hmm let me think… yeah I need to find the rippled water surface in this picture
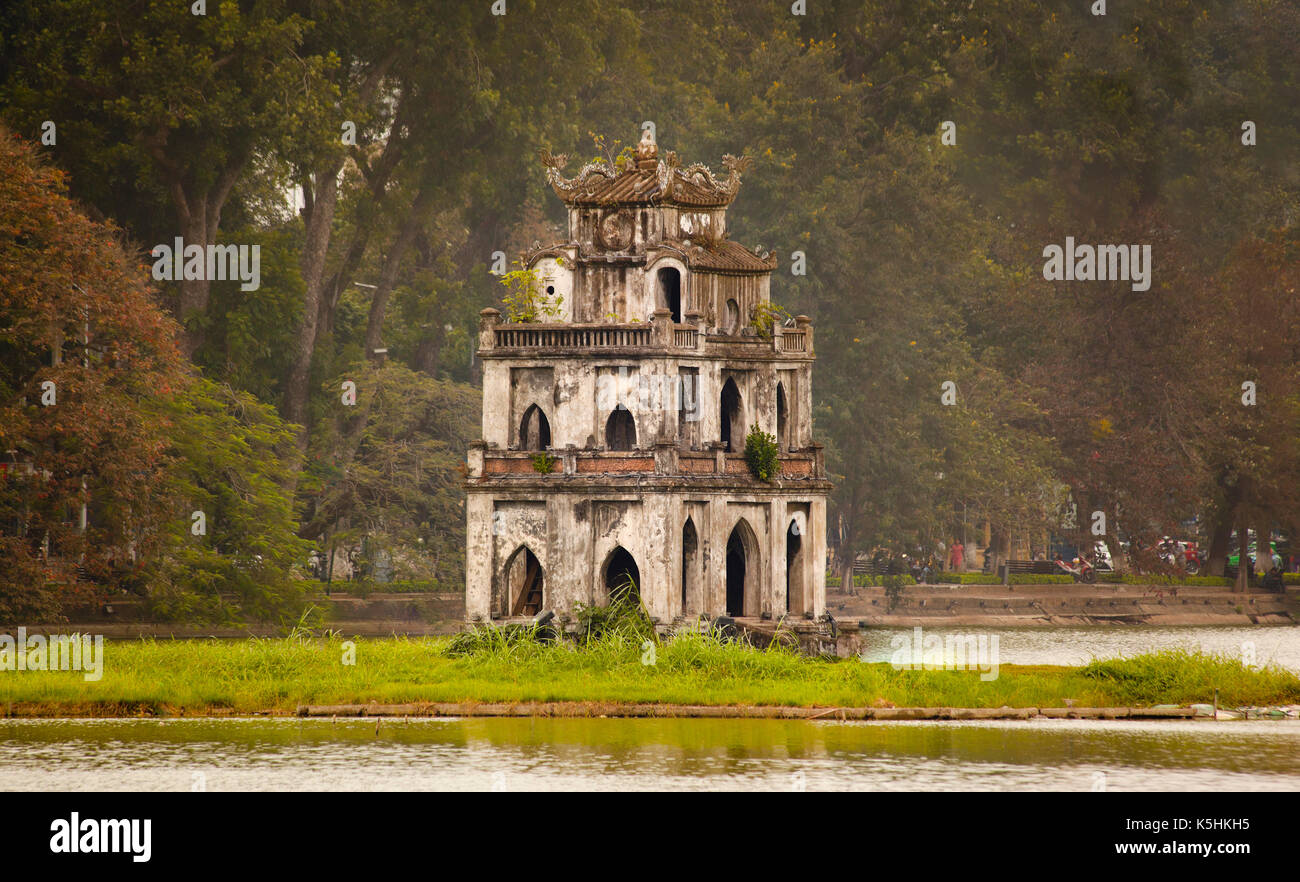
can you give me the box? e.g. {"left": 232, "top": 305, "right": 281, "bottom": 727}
{"left": 1, "top": 716, "right": 1297, "bottom": 791}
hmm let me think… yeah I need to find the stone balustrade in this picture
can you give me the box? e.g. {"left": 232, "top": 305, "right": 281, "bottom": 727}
{"left": 477, "top": 308, "right": 813, "bottom": 357}
{"left": 467, "top": 441, "right": 824, "bottom": 480}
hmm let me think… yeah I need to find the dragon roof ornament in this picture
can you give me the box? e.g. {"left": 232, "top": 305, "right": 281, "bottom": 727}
{"left": 539, "top": 148, "right": 618, "bottom": 199}
{"left": 538, "top": 144, "right": 751, "bottom": 206}
{"left": 675, "top": 153, "right": 752, "bottom": 200}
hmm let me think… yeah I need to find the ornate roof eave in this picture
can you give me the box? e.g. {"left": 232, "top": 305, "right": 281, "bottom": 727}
{"left": 522, "top": 242, "right": 573, "bottom": 266}
{"left": 648, "top": 241, "right": 692, "bottom": 263}
{"left": 671, "top": 237, "right": 777, "bottom": 274}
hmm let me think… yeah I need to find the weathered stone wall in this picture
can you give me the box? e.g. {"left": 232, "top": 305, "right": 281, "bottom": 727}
{"left": 644, "top": 255, "right": 688, "bottom": 317}
{"left": 693, "top": 272, "right": 767, "bottom": 331}
{"left": 465, "top": 485, "right": 827, "bottom": 623}
{"left": 532, "top": 253, "right": 575, "bottom": 321}
{"left": 483, "top": 352, "right": 814, "bottom": 455}
{"left": 471, "top": 144, "right": 827, "bottom": 628}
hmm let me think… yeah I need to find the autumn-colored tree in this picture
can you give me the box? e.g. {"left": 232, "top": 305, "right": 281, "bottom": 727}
{"left": 0, "top": 127, "right": 185, "bottom": 618}
{"left": 1, "top": 127, "right": 314, "bottom": 622}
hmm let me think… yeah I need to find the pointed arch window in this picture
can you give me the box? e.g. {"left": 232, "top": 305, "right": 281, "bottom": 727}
{"left": 519, "top": 404, "right": 551, "bottom": 450}
{"left": 605, "top": 406, "right": 636, "bottom": 451}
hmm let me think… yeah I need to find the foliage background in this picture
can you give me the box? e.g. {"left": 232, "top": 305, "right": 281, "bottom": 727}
{"left": 0, "top": 0, "right": 1296, "bottom": 617}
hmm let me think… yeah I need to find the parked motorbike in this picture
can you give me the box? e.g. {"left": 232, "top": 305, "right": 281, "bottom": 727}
{"left": 1055, "top": 554, "right": 1097, "bottom": 583}
{"left": 1158, "top": 537, "right": 1202, "bottom": 574}
{"left": 1092, "top": 540, "right": 1115, "bottom": 573}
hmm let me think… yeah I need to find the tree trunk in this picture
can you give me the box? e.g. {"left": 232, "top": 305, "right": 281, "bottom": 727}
{"left": 1255, "top": 522, "right": 1271, "bottom": 576}
{"left": 175, "top": 207, "right": 210, "bottom": 359}
{"left": 280, "top": 49, "right": 404, "bottom": 430}
{"left": 1235, "top": 513, "right": 1250, "bottom": 593}
{"left": 362, "top": 184, "right": 437, "bottom": 357}
{"left": 839, "top": 556, "right": 855, "bottom": 596}
{"left": 156, "top": 149, "right": 247, "bottom": 360}
{"left": 413, "top": 329, "right": 445, "bottom": 375}
{"left": 1205, "top": 512, "right": 1232, "bottom": 577}
{"left": 283, "top": 168, "right": 342, "bottom": 436}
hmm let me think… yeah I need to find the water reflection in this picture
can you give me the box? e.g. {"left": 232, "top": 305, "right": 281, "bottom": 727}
{"left": 0, "top": 716, "right": 1296, "bottom": 792}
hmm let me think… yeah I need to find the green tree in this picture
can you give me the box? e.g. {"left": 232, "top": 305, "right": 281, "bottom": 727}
{"left": 300, "top": 362, "right": 479, "bottom": 586}
{"left": 146, "top": 377, "right": 311, "bottom": 622}
{"left": 0, "top": 0, "right": 328, "bottom": 357}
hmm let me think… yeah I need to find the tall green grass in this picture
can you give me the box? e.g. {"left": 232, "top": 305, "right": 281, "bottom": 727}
{"left": 1, "top": 631, "right": 1296, "bottom": 716}
{"left": 1080, "top": 648, "right": 1300, "bottom": 706}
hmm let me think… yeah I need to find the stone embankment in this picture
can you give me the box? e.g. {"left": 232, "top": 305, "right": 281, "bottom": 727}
{"left": 292, "top": 702, "right": 1300, "bottom": 721}
{"left": 292, "top": 701, "right": 1198, "bottom": 721}
{"left": 19, "top": 584, "right": 1298, "bottom": 638}
{"left": 833, "top": 583, "right": 1298, "bottom": 627}
{"left": 35, "top": 592, "right": 466, "bottom": 638}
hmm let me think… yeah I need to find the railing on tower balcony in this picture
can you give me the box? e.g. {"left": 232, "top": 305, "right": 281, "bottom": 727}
{"left": 466, "top": 442, "right": 825, "bottom": 481}
{"left": 778, "top": 328, "right": 807, "bottom": 352}
{"left": 478, "top": 308, "right": 814, "bottom": 356}
{"left": 494, "top": 324, "right": 653, "bottom": 349}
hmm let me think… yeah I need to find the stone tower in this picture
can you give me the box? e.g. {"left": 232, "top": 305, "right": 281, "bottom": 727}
{"left": 465, "top": 129, "right": 830, "bottom": 626}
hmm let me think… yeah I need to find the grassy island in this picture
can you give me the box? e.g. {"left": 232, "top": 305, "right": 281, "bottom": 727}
{"left": 2, "top": 628, "right": 1298, "bottom": 718}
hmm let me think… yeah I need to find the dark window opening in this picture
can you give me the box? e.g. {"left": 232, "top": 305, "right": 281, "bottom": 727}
{"left": 507, "top": 547, "right": 544, "bottom": 617}
{"left": 657, "top": 267, "right": 682, "bottom": 322}
{"left": 519, "top": 404, "right": 551, "bottom": 450}
{"left": 776, "top": 383, "right": 789, "bottom": 452}
{"left": 726, "top": 528, "right": 747, "bottom": 616}
{"left": 682, "top": 518, "right": 699, "bottom": 612}
{"left": 720, "top": 377, "right": 742, "bottom": 452}
{"left": 604, "top": 546, "right": 641, "bottom": 605}
{"left": 605, "top": 406, "right": 636, "bottom": 451}
{"left": 786, "top": 520, "right": 803, "bottom": 614}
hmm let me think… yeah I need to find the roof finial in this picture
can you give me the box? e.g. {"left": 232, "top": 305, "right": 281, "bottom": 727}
{"left": 636, "top": 126, "right": 658, "bottom": 170}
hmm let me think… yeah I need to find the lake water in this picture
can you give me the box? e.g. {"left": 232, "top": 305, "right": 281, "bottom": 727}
{"left": 856, "top": 625, "right": 1300, "bottom": 671}
{"left": 1, "top": 716, "right": 1298, "bottom": 791}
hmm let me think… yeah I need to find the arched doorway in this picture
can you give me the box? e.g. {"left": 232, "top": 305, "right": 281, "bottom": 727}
{"left": 605, "top": 407, "right": 636, "bottom": 451}
{"left": 603, "top": 546, "right": 641, "bottom": 605}
{"left": 726, "top": 520, "right": 759, "bottom": 616}
{"left": 786, "top": 519, "right": 804, "bottom": 614}
{"left": 519, "top": 404, "right": 551, "bottom": 450}
{"left": 681, "top": 518, "right": 699, "bottom": 615}
{"left": 776, "top": 383, "right": 788, "bottom": 452}
{"left": 657, "top": 267, "right": 682, "bottom": 322}
{"left": 720, "top": 377, "right": 742, "bottom": 452}
{"left": 502, "top": 546, "right": 543, "bottom": 617}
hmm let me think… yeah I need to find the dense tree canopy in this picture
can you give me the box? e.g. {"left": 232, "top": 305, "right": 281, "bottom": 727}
{"left": 1, "top": 0, "right": 1296, "bottom": 618}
